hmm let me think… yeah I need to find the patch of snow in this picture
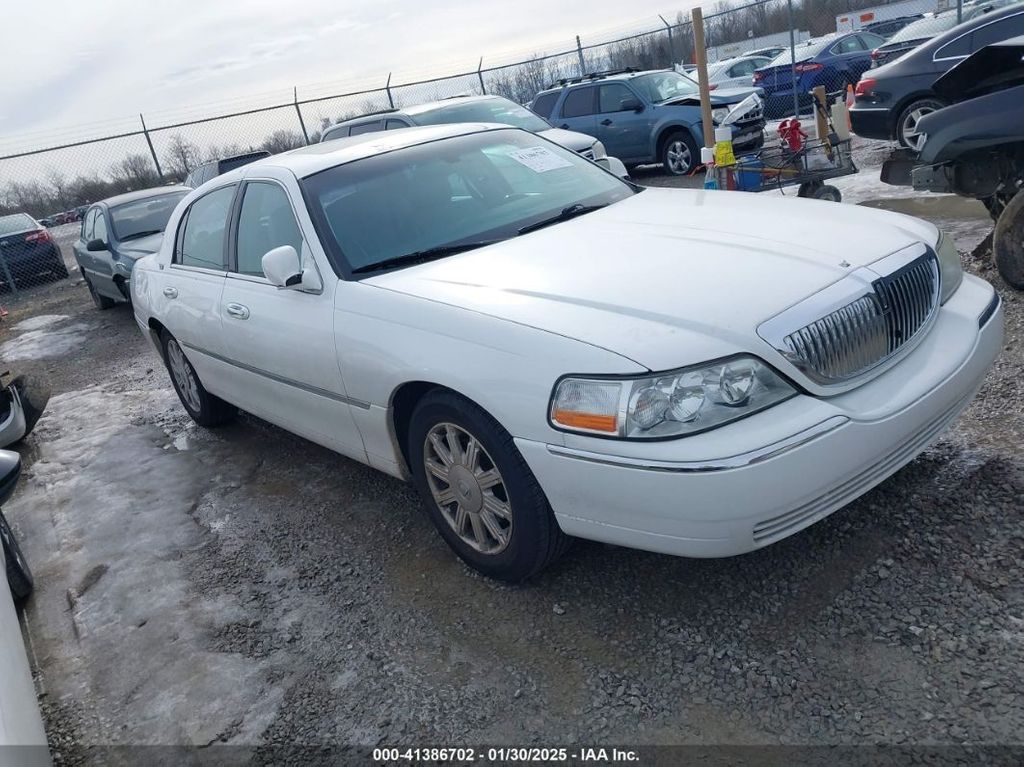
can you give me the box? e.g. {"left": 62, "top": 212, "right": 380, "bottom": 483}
{"left": 12, "top": 314, "right": 70, "bottom": 332}
{"left": 0, "top": 321, "right": 89, "bottom": 361}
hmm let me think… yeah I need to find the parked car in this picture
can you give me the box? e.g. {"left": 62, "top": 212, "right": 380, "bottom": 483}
{"left": 851, "top": 3, "right": 1024, "bottom": 147}
{"left": 0, "top": 450, "right": 47, "bottom": 748}
{"left": 742, "top": 45, "right": 788, "bottom": 59}
{"left": 0, "top": 213, "right": 68, "bottom": 289}
{"left": 754, "top": 32, "right": 886, "bottom": 118}
{"left": 132, "top": 124, "right": 1001, "bottom": 582}
{"left": 72, "top": 186, "right": 189, "bottom": 309}
{"left": 698, "top": 55, "right": 774, "bottom": 90}
{"left": 870, "top": 12, "right": 963, "bottom": 67}
{"left": 862, "top": 14, "right": 925, "bottom": 39}
{"left": 530, "top": 69, "right": 765, "bottom": 175}
{"left": 183, "top": 151, "right": 270, "bottom": 188}
{"left": 38, "top": 216, "right": 56, "bottom": 228}
{"left": 321, "top": 94, "right": 629, "bottom": 178}
{"left": 0, "top": 374, "right": 48, "bottom": 448}
{"left": 881, "top": 35, "right": 1024, "bottom": 287}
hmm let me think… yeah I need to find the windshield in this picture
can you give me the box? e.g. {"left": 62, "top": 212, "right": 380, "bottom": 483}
{"left": 110, "top": 192, "right": 187, "bottom": 241}
{"left": 302, "top": 129, "right": 635, "bottom": 275}
{"left": 413, "top": 99, "right": 551, "bottom": 133}
{"left": 888, "top": 13, "right": 958, "bottom": 43}
{"left": 630, "top": 72, "right": 699, "bottom": 102}
{"left": 0, "top": 213, "right": 36, "bottom": 235}
{"left": 769, "top": 37, "right": 833, "bottom": 64}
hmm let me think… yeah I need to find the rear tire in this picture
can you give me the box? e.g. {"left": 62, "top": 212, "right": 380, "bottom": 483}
{"left": 811, "top": 184, "right": 842, "bottom": 202}
{"left": 896, "top": 97, "right": 945, "bottom": 151}
{"left": 994, "top": 188, "right": 1024, "bottom": 290}
{"left": 160, "top": 331, "right": 237, "bottom": 427}
{"left": 407, "top": 389, "right": 570, "bottom": 582}
{"left": 1, "top": 509, "right": 33, "bottom": 605}
{"left": 9, "top": 376, "right": 49, "bottom": 442}
{"left": 85, "top": 276, "right": 116, "bottom": 310}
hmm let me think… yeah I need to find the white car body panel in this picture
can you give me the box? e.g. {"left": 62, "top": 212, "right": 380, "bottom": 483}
{"left": 132, "top": 124, "right": 1002, "bottom": 562}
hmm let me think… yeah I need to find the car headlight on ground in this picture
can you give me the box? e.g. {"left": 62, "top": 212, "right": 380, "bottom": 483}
{"left": 936, "top": 231, "right": 962, "bottom": 304}
{"left": 549, "top": 356, "right": 796, "bottom": 439}
{"left": 590, "top": 140, "right": 608, "bottom": 160}
{"left": 712, "top": 107, "right": 730, "bottom": 124}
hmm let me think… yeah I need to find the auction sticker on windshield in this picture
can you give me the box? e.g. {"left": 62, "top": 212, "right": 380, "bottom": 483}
{"left": 507, "top": 146, "right": 573, "bottom": 173}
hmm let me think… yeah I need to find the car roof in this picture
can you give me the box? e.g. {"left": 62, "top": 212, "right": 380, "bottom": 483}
{"left": 96, "top": 185, "right": 189, "bottom": 209}
{"left": 908, "top": 3, "right": 1024, "bottom": 57}
{"left": 536, "top": 67, "right": 670, "bottom": 95}
{"left": 231, "top": 123, "right": 509, "bottom": 180}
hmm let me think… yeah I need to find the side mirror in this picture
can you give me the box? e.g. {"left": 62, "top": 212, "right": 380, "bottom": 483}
{"left": 262, "top": 245, "right": 322, "bottom": 293}
{"left": 86, "top": 238, "right": 108, "bottom": 252}
{"left": 620, "top": 97, "right": 643, "bottom": 112}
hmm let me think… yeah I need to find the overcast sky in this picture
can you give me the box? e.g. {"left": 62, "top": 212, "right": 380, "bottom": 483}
{"left": 3, "top": 0, "right": 691, "bottom": 143}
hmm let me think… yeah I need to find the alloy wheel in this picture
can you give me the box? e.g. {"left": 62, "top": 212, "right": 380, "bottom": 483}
{"left": 423, "top": 422, "right": 512, "bottom": 554}
{"left": 900, "top": 106, "right": 938, "bottom": 151}
{"left": 666, "top": 140, "right": 693, "bottom": 175}
{"left": 166, "top": 340, "right": 202, "bottom": 412}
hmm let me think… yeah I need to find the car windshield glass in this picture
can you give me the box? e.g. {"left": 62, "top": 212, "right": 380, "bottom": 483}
{"left": 0, "top": 213, "right": 36, "bottom": 235}
{"left": 769, "top": 38, "right": 834, "bottom": 64}
{"left": 110, "top": 192, "right": 187, "bottom": 241}
{"left": 302, "top": 129, "right": 635, "bottom": 275}
{"left": 888, "top": 13, "right": 959, "bottom": 43}
{"left": 631, "top": 72, "right": 699, "bottom": 102}
{"left": 412, "top": 99, "right": 552, "bottom": 132}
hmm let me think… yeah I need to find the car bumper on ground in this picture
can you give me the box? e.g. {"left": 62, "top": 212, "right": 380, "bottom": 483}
{"left": 517, "top": 276, "right": 1002, "bottom": 558}
{"left": 850, "top": 105, "right": 892, "bottom": 140}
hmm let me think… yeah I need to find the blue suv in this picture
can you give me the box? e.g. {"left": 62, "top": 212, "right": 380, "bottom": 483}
{"left": 529, "top": 69, "right": 765, "bottom": 176}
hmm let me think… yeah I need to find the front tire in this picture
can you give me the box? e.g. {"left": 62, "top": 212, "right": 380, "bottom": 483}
{"left": 994, "top": 188, "right": 1024, "bottom": 290}
{"left": 407, "top": 390, "right": 570, "bottom": 582}
{"left": 896, "top": 97, "right": 945, "bottom": 151}
{"left": 1, "top": 509, "right": 33, "bottom": 605}
{"left": 84, "top": 275, "right": 116, "bottom": 310}
{"left": 160, "top": 331, "right": 236, "bottom": 427}
{"left": 661, "top": 131, "right": 698, "bottom": 176}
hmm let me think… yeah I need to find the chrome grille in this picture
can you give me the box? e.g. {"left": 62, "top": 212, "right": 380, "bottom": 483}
{"left": 780, "top": 252, "right": 940, "bottom": 384}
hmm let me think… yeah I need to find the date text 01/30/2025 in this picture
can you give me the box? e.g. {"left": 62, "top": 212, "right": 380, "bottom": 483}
{"left": 373, "top": 746, "right": 640, "bottom": 762}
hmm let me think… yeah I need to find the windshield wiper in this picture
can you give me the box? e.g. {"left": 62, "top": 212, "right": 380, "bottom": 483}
{"left": 119, "top": 229, "right": 162, "bottom": 241}
{"left": 517, "top": 204, "right": 608, "bottom": 236}
{"left": 351, "top": 240, "right": 503, "bottom": 274}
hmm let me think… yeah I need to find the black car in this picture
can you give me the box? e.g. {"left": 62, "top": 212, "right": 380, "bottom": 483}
{"left": 851, "top": 3, "right": 1024, "bottom": 147}
{"left": 183, "top": 150, "right": 270, "bottom": 188}
{"left": 72, "top": 186, "right": 189, "bottom": 309}
{"left": 0, "top": 213, "right": 68, "bottom": 290}
{"left": 862, "top": 14, "right": 924, "bottom": 39}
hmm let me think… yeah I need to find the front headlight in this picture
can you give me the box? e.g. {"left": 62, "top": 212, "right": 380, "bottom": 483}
{"left": 590, "top": 140, "right": 608, "bottom": 160}
{"left": 549, "top": 356, "right": 796, "bottom": 439}
{"left": 936, "top": 231, "right": 962, "bottom": 304}
{"left": 712, "top": 107, "right": 730, "bottom": 124}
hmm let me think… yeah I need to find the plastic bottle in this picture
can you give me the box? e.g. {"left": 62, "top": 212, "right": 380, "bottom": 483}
{"left": 701, "top": 147, "right": 717, "bottom": 190}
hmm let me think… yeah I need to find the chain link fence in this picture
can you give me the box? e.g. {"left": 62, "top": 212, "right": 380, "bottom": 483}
{"left": 0, "top": 0, "right": 966, "bottom": 297}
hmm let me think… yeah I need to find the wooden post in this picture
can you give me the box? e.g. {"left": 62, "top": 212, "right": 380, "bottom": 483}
{"left": 812, "top": 85, "right": 829, "bottom": 141}
{"left": 691, "top": 7, "right": 715, "bottom": 150}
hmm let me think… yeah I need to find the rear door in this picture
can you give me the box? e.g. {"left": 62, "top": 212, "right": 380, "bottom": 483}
{"left": 594, "top": 83, "right": 648, "bottom": 161}
{"left": 218, "top": 175, "right": 365, "bottom": 460}
{"left": 555, "top": 86, "right": 598, "bottom": 137}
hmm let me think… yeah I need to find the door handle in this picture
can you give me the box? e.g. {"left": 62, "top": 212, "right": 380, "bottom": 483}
{"left": 600, "top": 119, "right": 613, "bottom": 126}
{"left": 163, "top": 287, "right": 178, "bottom": 298}
{"left": 225, "top": 302, "right": 250, "bottom": 320}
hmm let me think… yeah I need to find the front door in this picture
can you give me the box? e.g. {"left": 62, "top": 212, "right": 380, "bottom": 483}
{"left": 217, "top": 178, "right": 366, "bottom": 462}
{"left": 595, "top": 82, "right": 648, "bottom": 161}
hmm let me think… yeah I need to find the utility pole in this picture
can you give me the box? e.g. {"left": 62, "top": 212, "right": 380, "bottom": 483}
{"left": 576, "top": 35, "right": 586, "bottom": 76}
{"left": 139, "top": 113, "right": 164, "bottom": 182}
{"left": 787, "top": 0, "right": 799, "bottom": 118}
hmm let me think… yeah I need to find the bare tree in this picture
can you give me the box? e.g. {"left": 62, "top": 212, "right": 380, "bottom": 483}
{"left": 112, "top": 154, "right": 158, "bottom": 189}
{"left": 46, "top": 169, "right": 71, "bottom": 210}
{"left": 260, "top": 129, "right": 305, "bottom": 155}
{"left": 163, "top": 134, "right": 202, "bottom": 180}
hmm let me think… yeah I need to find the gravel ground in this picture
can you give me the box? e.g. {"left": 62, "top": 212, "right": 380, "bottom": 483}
{"left": 1, "top": 160, "right": 1021, "bottom": 764}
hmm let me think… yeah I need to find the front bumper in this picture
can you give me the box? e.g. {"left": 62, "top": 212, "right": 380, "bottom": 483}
{"left": 517, "top": 276, "right": 1002, "bottom": 558}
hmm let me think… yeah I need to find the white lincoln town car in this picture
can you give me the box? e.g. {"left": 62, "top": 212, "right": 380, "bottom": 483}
{"left": 132, "top": 123, "right": 1003, "bottom": 581}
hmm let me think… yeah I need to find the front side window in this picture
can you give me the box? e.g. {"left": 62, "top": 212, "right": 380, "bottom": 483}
{"left": 385, "top": 119, "right": 409, "bottom": 130}
{"left": 93, "top": 210, "right": 108, "bottom": 244}
{"left": 349, "top": 121, "right": 383, "bottom": 136}
{"left": 598, "top": 83, "right": 636, "bottom": 113}
{"left": 302, "top": 128, "right": 636, "bottom": 276}
{"left": 832, "top": 36, "right": 864, "bottom": 54}
{"left": 235, "top": 182, "right": 304, "bottom": 277}
{"left": 110, "top": 192, "right": 187, "bottom": 242}
{"left": 81, "top": 209, "right": 97, "bottom": 241}
{"left": 175, "top": 185, "right": 235, "bottom": 270}
{"left": 561, "top": 87, "right": 596, "bottom": 117}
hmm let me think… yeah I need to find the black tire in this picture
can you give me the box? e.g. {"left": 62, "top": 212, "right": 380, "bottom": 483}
{"left": 660, "top": 130, "right": 699, "bottom": 176}
{"left": 9, "top": 375, "right": 49, "bottom": 442}
{"left": 811, "top": 184, "right": 842, "bottom": 202}
{"left": 159, "top": 331, "right": 237, "bottom": 427}
{"left": 51, "top": 260, "right": 69, "bottom": 280}
{"left": 1, "top": 509, "right": 33, "bottom": 605}
{"left": 983, "top": 194, "right": 1009, "bottom": 224}
{"left": 797, "top": 181, "right": 822, "bottom": 198}
{"left": 994, "top": 188, "right": 1024, "bottom": 290}
{"left": 895, "top": 97, "right": 946, "bottom": 151}
{"left": 407, "top": 389, "right": 570, "bottom": 582}
{"left": 84, "top": 275, "right": 116, "bottom": 310}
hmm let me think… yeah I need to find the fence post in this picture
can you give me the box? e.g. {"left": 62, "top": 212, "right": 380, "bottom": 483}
{"left": 477, "top": 57, "right": 486, "bottom": 94}
{"left": 294, "top": 87, "right": 311, "bottom": 145}
{"left": 385, "top": 73, "right": 395, "bottom": 108}
{"left": 787, "top": 0, "right": 800, "bottom": 118}
{"left": 575, "top": 35, "right": 586, "bottom": 76}
{"left": 660, "top": 15, "right": 677, "bottom": 67}
{"left": 956, "top": 0, "right": 963, "bottom": 23}
{"left": 139, "top": 114, "right": 164, "bottom": 183}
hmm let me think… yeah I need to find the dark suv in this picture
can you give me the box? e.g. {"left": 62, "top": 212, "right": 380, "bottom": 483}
{"left": 529, "top": 69, "right": 765, "bottom": 176}
{"left": 183, "top": 150, "right": 271, "bottom": 188}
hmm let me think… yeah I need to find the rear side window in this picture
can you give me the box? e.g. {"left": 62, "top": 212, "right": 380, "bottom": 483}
{"left": 832, "top": 36, "right": 864, "bottom": 54}
{"left": 234, "top": 182, "right": 304, "bottom": 277}
{"left": 349, "top": 121, "right": 383, "bottom": 136}
{"left": 970, "top": 13, "right": 1024, "bottom": 50}
{"left": 561, "top": 87, "right": 596, "bottom": 118}
{"left": 385, "top": 119, "right": 408, "bottom": 129}
{"left": 174, "top": 185, "right": 235, "bottom": 270}
{"left": 322, "top": 125, "right": 349, "bottom": 142}
{"left": 857, "top": 32, "right": 886, "bottom": 48}
{"left": 531, "top": 92, "right": 559, "bottom": 118}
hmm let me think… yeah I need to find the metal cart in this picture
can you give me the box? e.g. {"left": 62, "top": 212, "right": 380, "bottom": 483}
{"left": 714, "top": 135, "right": 858, "bottom": 202}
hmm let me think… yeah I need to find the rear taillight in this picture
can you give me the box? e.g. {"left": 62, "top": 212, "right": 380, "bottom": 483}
{"left": 870, "top": 48, "right": 880, "bottom": 60}
{"left": 752, "top": 71, "right": 764, "bottom": 83}
{"left": 25, "top": 230, "right": 51, "bottom": 244}
{"left": 855, "top": 77, "right": 877, "bottom": 97}
{"left": 793, "top": 62, "right": 824, "bottom": 74}
{"left": 707, "top": 83, "right": 718, "bottom": 91}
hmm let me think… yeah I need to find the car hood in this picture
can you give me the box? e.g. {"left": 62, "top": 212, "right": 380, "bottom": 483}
{"left": 117, "top": 232, "right": 165, "bottom": 259}
{"left": 538, "top": 127, "right": 596, "bottom": 153}
{"left": 365, "top": 188, "right": 937, "bottom": 371}
{"left": 665, "top": 87, "right": 762, "bottom": 106}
